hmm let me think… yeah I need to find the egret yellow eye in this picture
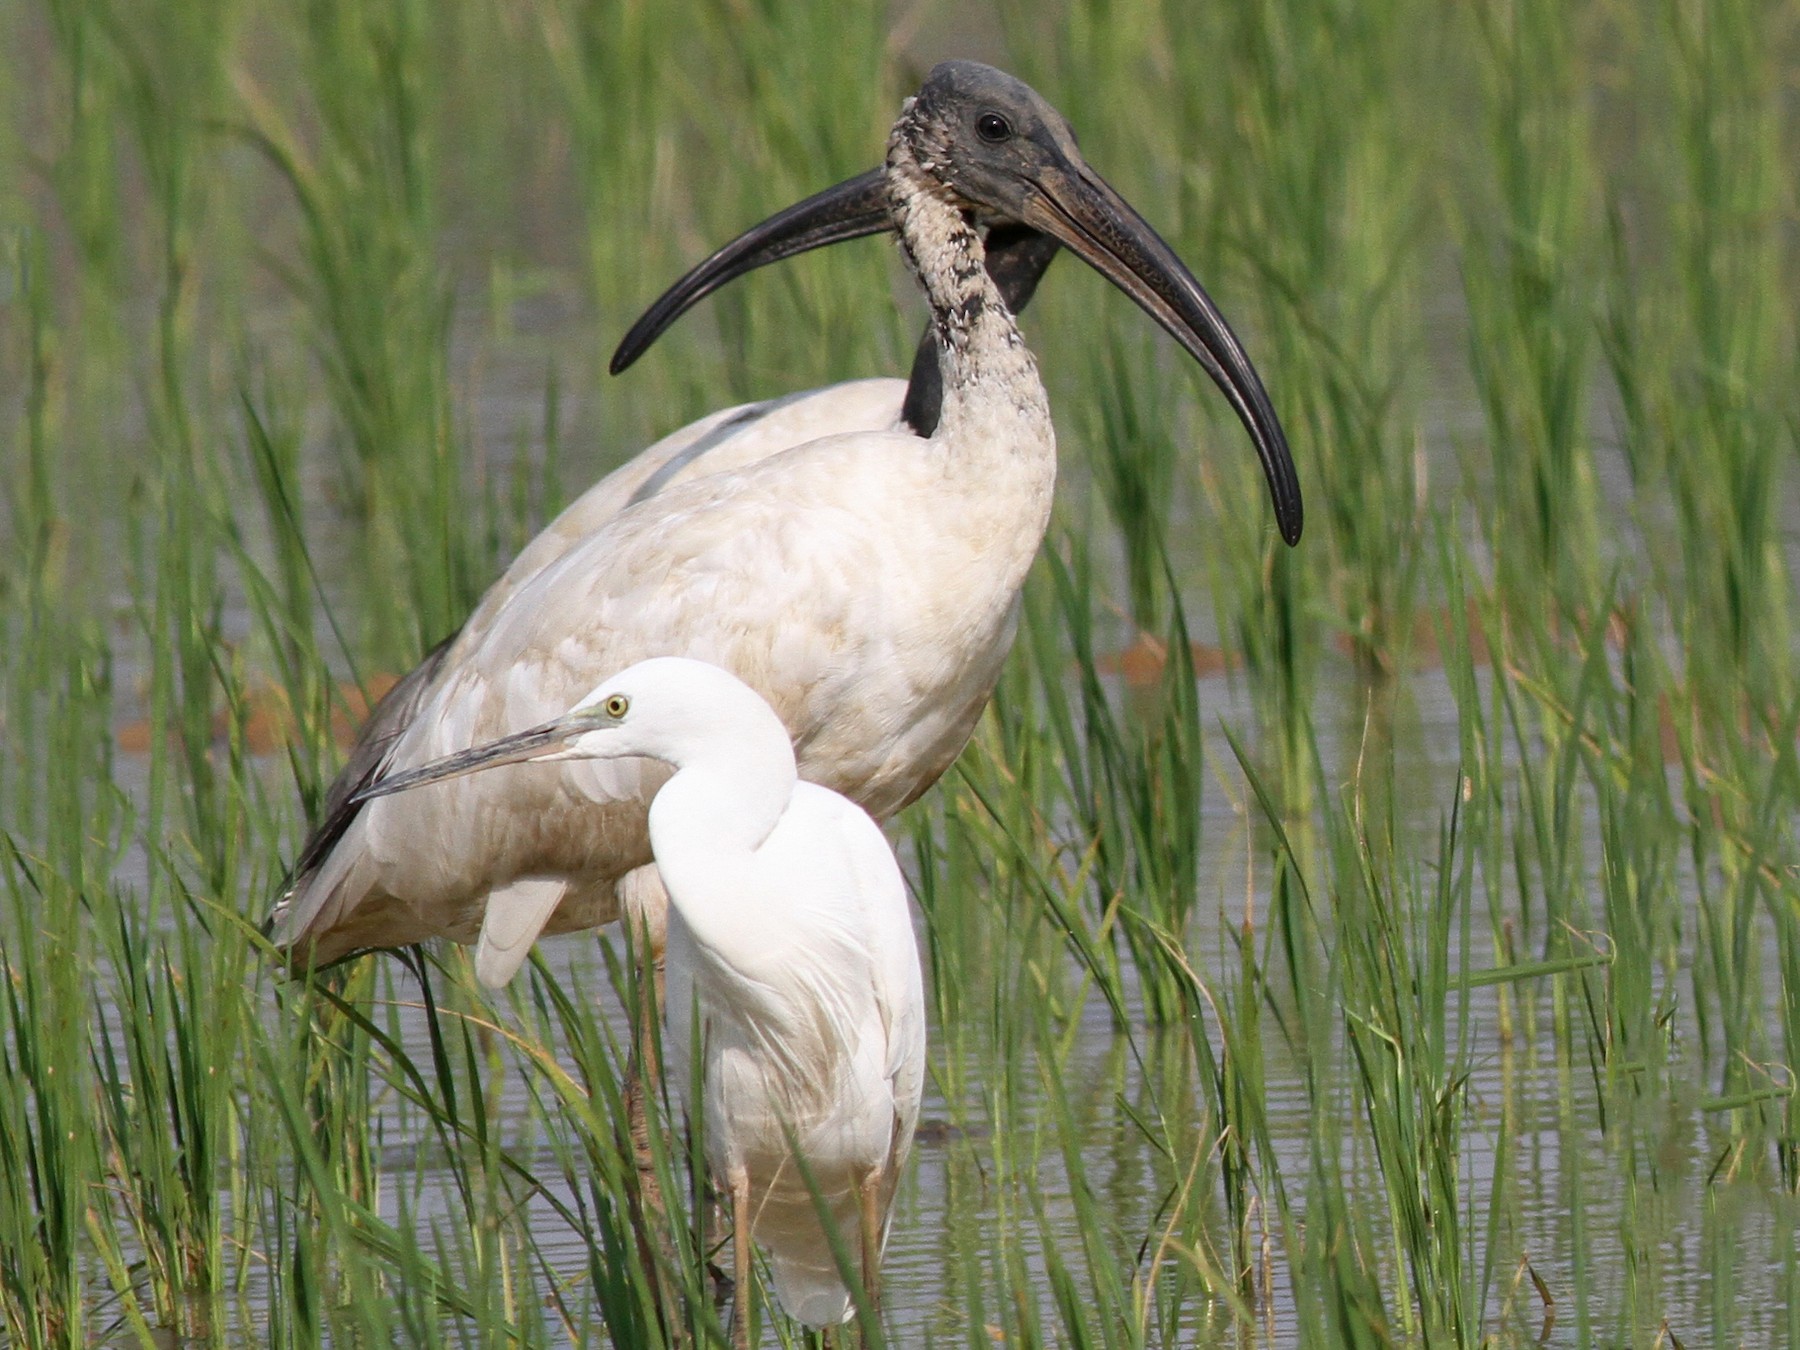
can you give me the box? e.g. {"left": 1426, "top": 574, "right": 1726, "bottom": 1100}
{"left": 603, "top": 694, "right": 630, "bottom": 719}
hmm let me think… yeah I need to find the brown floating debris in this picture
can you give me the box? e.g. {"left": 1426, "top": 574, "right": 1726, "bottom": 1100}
{"left": 1094, "top": 632, "right": 1240, "bottom": 688}
{"left": 1329, "top": 598, "right": 1490, "bottom": 671}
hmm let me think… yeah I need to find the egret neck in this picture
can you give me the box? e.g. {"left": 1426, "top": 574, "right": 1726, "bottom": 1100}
{"left": 644, "top": 705, "right": 798, "bottom": 964}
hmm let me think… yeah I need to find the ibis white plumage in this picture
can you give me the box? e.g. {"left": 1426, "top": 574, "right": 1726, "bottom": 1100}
{"left": 268, "top": 61, "right": 1302, "bottom": 983}
{"left": 353, "top": 656, "right": 927, "bottom": 1339}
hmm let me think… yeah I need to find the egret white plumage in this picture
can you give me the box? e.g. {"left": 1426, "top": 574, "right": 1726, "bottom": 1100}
{"left": 268, "top": 61, "right": 1301, "bottom": 984}
{"left": 354, "top": 657, "right": 927, "bottom": 1340}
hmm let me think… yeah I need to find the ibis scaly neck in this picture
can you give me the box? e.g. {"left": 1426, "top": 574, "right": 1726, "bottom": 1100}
{"left": 886, "top": 124, "right": 1051, "bottom": 445}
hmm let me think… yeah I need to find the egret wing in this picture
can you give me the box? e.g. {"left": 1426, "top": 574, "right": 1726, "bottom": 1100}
{"left": 830, "top": 796, "right": 927, "bottom": 1156}
{"left": 761, "top": 786, "right": 925, "bottom": 1141}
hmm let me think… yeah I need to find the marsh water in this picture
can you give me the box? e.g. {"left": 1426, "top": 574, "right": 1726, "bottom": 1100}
{"left": 355, "top": 702, "right": 1798, "bottom": 1346}
{"left": 9, "top": 3, "right": 1800, "bottom": 1345}
{"left": 88, "top": 283, "right": 1799, "bottom": 1344}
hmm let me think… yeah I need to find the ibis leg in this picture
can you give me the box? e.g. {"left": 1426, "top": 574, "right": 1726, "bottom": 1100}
{"left": 858, "top": 1168, "right": 884, "bottom": 1318}
{"left": 730, "top": 1167, "right": 753, "bottom": 1350}
{"left": 619, "top": 909, "right": 678, "bottom": 1336}
{"left": 621, "top": 874, "right": 670, "bottom": 1209}
{"left": 624, "top": 907, "right": 668, "bottom": 1214}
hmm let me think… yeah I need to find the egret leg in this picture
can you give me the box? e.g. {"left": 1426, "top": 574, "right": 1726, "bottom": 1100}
{"left": 730, "top": 1167, "right": 753, "bottom": 1350}
{"left": 858, "top": 1168, "right": 884, "bottom": 1318}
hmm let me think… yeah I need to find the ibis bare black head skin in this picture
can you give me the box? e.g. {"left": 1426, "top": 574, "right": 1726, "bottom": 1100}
{"left": 893, "top": 61, "right": 1084, "bottom": 219}
{"left": 611, "top": 61, "right": 1302, "bottom": 546}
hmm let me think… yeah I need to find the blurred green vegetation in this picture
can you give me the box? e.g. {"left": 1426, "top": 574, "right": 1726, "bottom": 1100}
{"left": 2, "top": 0, "right": 1798, "bottom": 1344}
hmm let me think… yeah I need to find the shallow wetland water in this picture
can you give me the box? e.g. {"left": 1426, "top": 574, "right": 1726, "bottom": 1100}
{"left": 4, "top": 1, "right": 1800, "bottom": 1346}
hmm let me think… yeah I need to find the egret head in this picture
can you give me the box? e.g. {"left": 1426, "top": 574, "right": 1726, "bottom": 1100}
{"left": 351, "top": 658, "right": 791, "bottom": 805}
{"left": 610, "top": 60, "right": 1301, "bottom": 546}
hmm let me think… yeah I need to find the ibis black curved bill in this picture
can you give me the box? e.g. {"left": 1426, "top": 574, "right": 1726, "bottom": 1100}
{"left": 610, "top": 170, "right": 892, "bottom": 377}
{"left": 1010, "top": 159, "right": 1302, "bottom": 545}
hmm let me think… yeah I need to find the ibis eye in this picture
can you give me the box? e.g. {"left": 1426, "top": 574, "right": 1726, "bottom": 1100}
{"left": 976, "top": 111, "right": 1012, "bottom": 143}
{"left": 602, "top": 694, "right": 630, "bottom": 719}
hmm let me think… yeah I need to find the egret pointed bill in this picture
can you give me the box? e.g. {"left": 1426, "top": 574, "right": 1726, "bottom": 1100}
{"left": 351, "top": 716, "right": 599, "bottom": 805}
{"left": 609, "top": 61, "right": 1303, "bottom": 546}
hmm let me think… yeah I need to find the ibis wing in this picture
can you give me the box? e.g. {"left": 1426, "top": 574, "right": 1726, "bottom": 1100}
{"left": 267, "top": 630, "right": 457, "bottom": 947}
{"left": 309, "top": 432, "right": 923, "bottom": 953}
{"left": 457, "top": 380, "right": 908, "bottom": 658}
{"left": 270, "top": 383, "right": 910, "bottom": 967}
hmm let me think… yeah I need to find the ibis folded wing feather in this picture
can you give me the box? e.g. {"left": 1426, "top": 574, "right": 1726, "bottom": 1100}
{"left": 288, "top": 432, "right": 935, "bottom": 963}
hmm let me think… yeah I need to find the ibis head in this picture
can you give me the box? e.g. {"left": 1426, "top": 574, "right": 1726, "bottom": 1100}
{"left": 612, "top": 60, "right": 1302, "bottom": 546}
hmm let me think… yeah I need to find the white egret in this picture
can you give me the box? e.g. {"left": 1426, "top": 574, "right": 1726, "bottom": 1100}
{"left": 354, "top": 656, "right": 927, "bottom": 1342}
{"left": 269, "top": 61, "right": 1301, "bottom": 983}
